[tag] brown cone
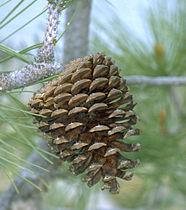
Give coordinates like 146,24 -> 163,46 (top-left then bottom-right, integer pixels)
28,52 -> 140,194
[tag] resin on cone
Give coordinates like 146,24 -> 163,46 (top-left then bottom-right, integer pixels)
28,52 -> 140,194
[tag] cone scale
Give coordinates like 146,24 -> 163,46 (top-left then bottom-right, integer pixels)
29,52 -> 140,194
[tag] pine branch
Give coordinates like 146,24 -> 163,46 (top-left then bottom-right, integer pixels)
125,76 -> 186,86
0,0 -> 67,92
35,1 -> 66,63
63,0 -> 92,64
0,62 -> 62,92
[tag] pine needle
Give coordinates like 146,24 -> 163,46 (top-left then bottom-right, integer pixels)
0,0 -> 38,30
0,147 -> 49,172
0,0 -> 11,8
57,0 -> 82,41
0,8 -> 48,43
0,0 -> 24,25
0,103 -> 46,118
0,44 -> 31,63
0,163 -> 20,193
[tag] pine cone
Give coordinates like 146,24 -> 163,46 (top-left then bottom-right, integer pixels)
28,52 -> 140,194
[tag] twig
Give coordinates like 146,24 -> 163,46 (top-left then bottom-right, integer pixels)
0,0 -> 67,92
35,1 -> 67,63
0,63 -> 62,92
125,76 -> 186,86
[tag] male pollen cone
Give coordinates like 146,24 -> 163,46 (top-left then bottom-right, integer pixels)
28,52 -> 141,194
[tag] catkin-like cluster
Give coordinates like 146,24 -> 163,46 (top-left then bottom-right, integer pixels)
29,52 -> 140,194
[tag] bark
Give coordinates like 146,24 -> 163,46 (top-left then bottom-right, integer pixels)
0,63 -> 62,92
63,0 -> 92,64
0,1 -> 65,92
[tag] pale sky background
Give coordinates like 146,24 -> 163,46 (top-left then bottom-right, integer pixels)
0,0 -> 152,51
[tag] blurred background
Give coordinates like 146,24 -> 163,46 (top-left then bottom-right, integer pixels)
0,0 -> 185,209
